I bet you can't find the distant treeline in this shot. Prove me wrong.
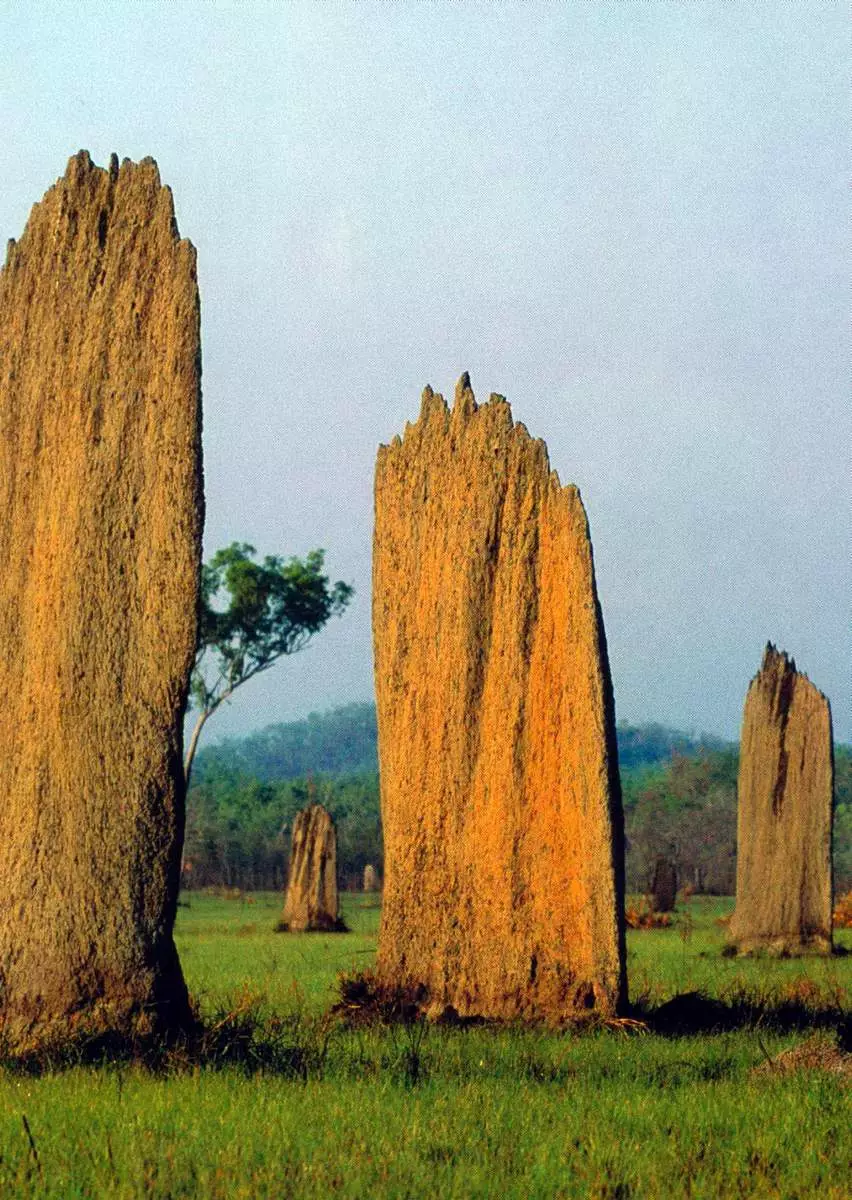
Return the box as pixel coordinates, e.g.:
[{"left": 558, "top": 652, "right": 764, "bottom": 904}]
[{"left": 185, "top": 704, "right": 852, "bottom": 896}]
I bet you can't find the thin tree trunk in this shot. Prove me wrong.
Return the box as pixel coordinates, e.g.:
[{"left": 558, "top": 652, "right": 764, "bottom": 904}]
[
  {"left": 184, "top": 682, "right": 235, "bottom": 790},
  {"left": 184, "top": 707, "right": 212, "bottom": 790},
  {"left": 180, "top": 707, "right": 213, "bottom": 885}
]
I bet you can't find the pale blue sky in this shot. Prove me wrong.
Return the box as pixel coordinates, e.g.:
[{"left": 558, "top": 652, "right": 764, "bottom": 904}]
[{"left": 2, "top": 2, "right": 848, "bottom": 742}]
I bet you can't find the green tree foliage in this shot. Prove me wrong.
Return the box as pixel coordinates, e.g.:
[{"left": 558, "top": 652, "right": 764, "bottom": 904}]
[
  {"left": 624, "top": 746, "right": 852, "bottom": 896},
  {"left": 185, "top": 702, "right": 852, "bottom": 896},
  {"left": 616, "top": 722, "right": 728, "bottom": 768},
  {"left": 624, "top": 751, "right": 739, "bottom": 895},
  {"left": 833, "top": 745, "right": 852, "bottom": 894},
  {"left": 185, "top": 544, "right": 353, "bottom": 784}
]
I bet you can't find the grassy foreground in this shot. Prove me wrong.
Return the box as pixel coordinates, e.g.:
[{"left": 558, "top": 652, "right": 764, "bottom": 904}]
[{"left": 0, "top": 893, "right": 848, "bottom": 1198}]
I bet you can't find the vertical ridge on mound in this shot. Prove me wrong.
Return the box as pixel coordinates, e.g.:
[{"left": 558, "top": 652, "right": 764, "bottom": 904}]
[
  {"left": 730, "top": 644, "right": 834, "bottom": 955},
  {"left": 0, "top": 151, "right": 203, "bottom": 1049},
  {"left": 373, "top": 377, "right": 625, "bottom": 1021}
]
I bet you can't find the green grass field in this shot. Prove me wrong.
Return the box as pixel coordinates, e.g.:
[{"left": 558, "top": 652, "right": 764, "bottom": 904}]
[{"left": 0, "top": 893, "right": 848, "bottom": 1198}]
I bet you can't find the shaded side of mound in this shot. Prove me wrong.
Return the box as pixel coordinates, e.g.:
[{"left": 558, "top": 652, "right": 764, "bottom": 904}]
[
  {"left": 372, "top": 376, "right": 625, "bottom": 1022},
  {"left": 0, "top": 151, "right": 203, "bottom": 1051}
]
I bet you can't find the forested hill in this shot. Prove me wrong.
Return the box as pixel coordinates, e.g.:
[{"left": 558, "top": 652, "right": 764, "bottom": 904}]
[{"left": 193, "top": 701, "right": 730, "bottom": 783}]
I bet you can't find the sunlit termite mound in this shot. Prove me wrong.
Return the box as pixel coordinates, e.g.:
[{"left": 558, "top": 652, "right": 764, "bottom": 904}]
[{"left": 372, "top": 375, "right": 625, "bottom": 1022}]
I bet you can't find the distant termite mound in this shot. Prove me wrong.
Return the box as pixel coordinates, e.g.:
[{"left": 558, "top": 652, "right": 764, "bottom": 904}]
[
  {"left": 363, "top": 864, "right": 380, "bottom": 893},
  {"left": 279, "top": 804, "right": 346, "bottom": 932},
  {"left": 0, "top": 151, "right": 203, "bottom": 1050},
  {"left": 649, "top": 856, "right": 678, "bottom": 914},
  {"left": 372, "top": 376, "right": 625, "bottom": 1022},
  {"left": 729, "top": 644, "right": 834, "bottom": 956}
]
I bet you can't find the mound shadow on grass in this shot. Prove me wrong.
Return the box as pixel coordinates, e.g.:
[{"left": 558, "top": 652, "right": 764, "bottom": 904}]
[
  {"left": 637, "top": 989, "right": 850, "bottom": 1042},
  {"left": 272, "top": 916, "right": 349, "bottom": 934},
  {"left": 0, "top": 996, "right": 336, "bottom": 1080},
  {"left": 1, "top": 971, "right": 847, "bottom": 1077},
  {"left": 334, "top": 970, "right": 850, "bottom": 1043}
]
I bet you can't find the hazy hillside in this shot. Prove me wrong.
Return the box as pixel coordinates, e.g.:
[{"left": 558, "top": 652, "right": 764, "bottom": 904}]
[
  {"left": 193, "top": 702, "right": 731, "bottom": 784},
  {"left": 194, "top": 703, "right": 379, "bottom": 782}
]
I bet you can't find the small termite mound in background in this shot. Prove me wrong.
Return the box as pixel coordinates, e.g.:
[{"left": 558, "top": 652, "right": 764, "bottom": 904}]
[
  {"left": 277, "top": 804, "right": 348, "bottom": 932},
  {"left": 363, "top": 863, "right": 381, "bottom": 892},
  {"left": 649, "top": 856, "right": 678, "bottom": 914}
]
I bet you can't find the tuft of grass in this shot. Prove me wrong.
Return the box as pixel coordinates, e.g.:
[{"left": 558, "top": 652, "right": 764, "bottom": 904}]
[
  {"left": 834, "top": 890, "right": 852, "bottom": 929},
  {"left": 625, "top": 897, "right": 673, "bottom": 930},
  {"left": 333, "top": 968, "right": 427, "bottom": 1027},
  {"left": 751, "top": 1030, "right": 851, "bottom": 1079}
]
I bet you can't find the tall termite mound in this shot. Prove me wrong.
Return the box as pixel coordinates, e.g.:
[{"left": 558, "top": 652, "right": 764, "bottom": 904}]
[
  {"left": 373, "top": 376, "right": 625, "bottom": 1021},
  {"left": 0, "top": 151, "right": 203, "bottom": 1049},
  {"left": 280, "top": 804, "right": 345, "bottom": 932},
  {"left": 730, "top": 645, "right": 834, "bottom": 955}
]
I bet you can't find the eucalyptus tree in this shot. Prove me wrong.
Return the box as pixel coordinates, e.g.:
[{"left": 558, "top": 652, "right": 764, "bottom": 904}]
[{"left": 185, "top": 543, "right": 353, "bottom": 785}]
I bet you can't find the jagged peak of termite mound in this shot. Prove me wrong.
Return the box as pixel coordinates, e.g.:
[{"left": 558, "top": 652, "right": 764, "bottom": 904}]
[
  {"left": 0, "top": 150, "right": 203, "bottom": 1051},
  {"left": 3, "top": 149, "right": 192, "bottom": 274},
  {"left": 373, "top": 375, "right": 625, "bottom": 1023},
  {"left": 383, "top": 373, "right": 569, "bottom": 494},
  {"left": 730, "top": 643, "right": 834, "bottom": 956}
]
